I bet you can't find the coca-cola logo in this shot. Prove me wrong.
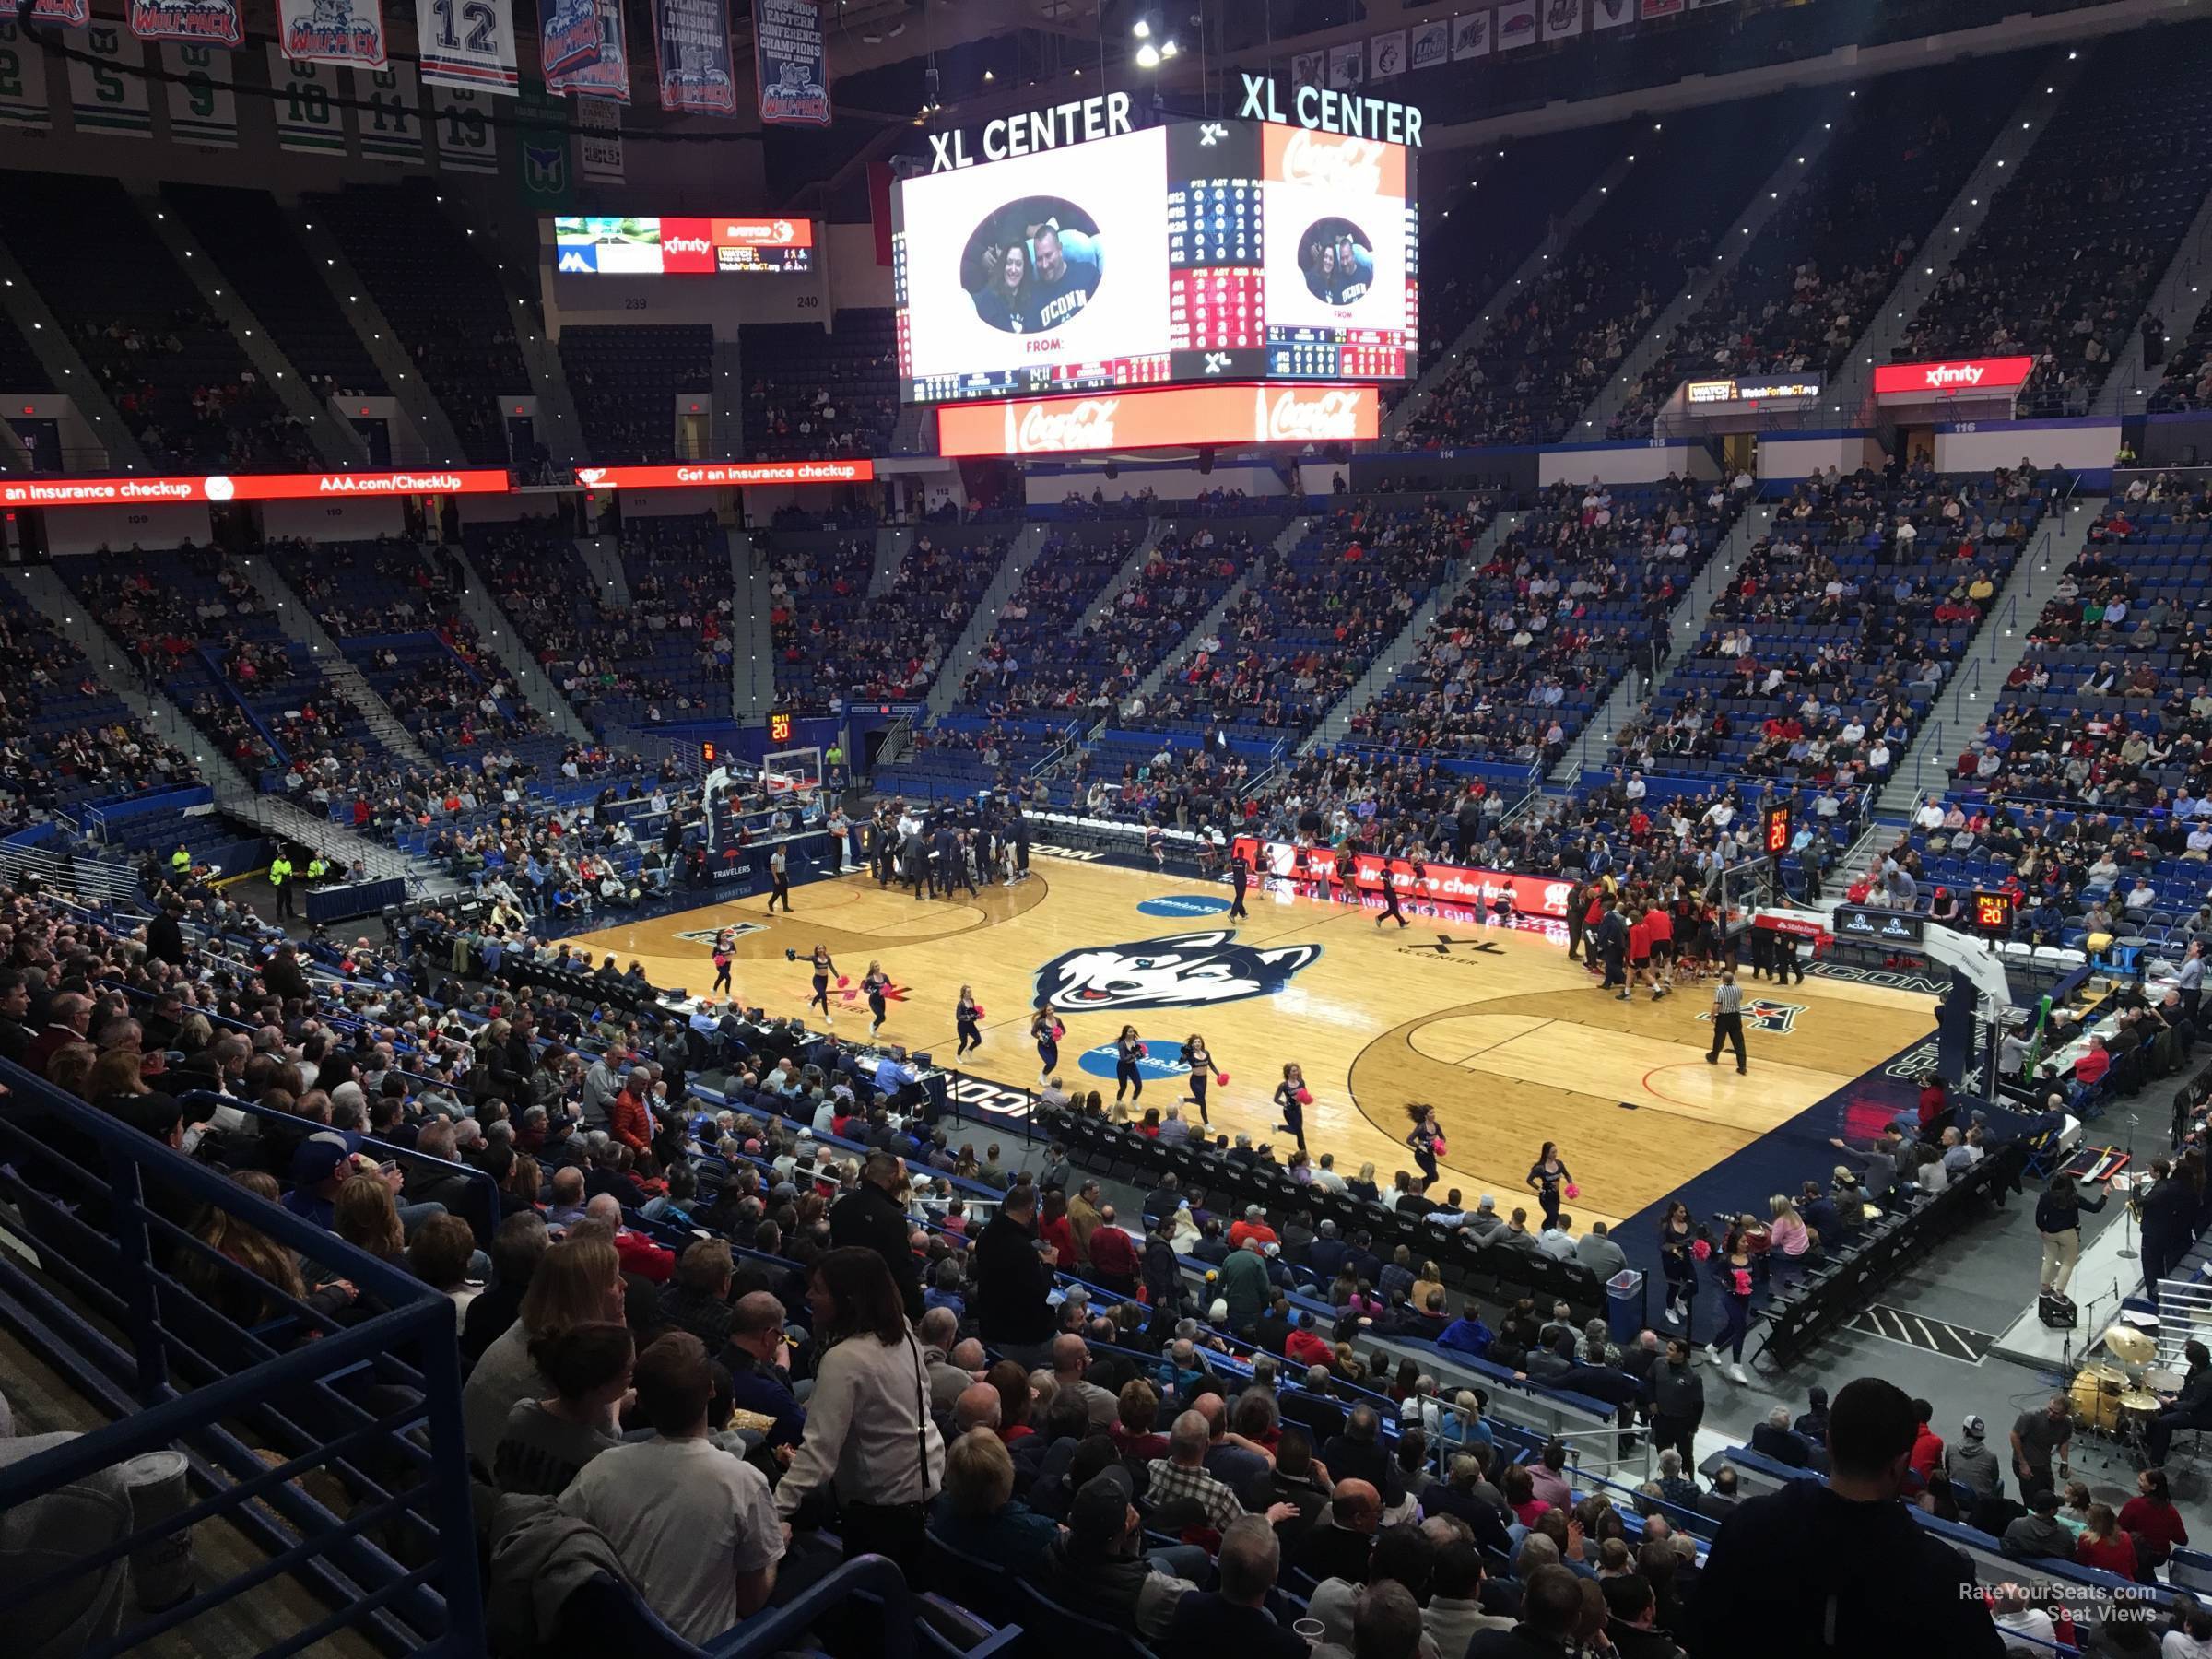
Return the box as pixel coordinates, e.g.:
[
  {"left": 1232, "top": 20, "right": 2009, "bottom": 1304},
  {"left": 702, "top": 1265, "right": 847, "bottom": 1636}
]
[
  {"left": 1014, "top": 397, "right": 1120, "bottom": 454},
  {"left": 1281, "top": 127, "right": 1387, "bottom": 194},
  {"left": 1262, "top": 387, "right": 1366, "bottom": 442}
]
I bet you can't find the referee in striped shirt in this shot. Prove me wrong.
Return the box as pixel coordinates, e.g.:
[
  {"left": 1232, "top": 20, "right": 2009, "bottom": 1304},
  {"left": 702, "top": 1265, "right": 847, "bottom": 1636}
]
[{"left": 1707, "top": 970, "right": 1748, "bottom": 1074}]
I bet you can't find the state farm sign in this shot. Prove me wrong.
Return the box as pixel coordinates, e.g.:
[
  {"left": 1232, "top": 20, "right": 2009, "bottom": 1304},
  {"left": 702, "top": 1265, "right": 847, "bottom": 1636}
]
[
  {"left": 1871, "top": 355, "right": 2035, "bottom": 401},
  {"left": 937, "top": 382, "right": 1380, "bottom": 458}
]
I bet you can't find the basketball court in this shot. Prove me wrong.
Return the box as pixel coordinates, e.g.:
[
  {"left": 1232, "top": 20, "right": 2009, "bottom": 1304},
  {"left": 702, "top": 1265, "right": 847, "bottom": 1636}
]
[{"left": 564, "top": 855, "right": 1937, "bottom": 1230}]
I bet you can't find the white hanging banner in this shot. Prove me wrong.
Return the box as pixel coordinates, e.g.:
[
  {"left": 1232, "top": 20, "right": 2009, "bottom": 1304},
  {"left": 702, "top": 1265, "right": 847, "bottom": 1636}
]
[
  {"left": 0, "top": 20, "right": 54, "bottom": 130},
  {"left": 268, "top": 46, "right": 346, "bottom": 152},
  {"left": 1326, "top": 40, "right": 1363, "bottom": 88},
  {"left": 68, "top": 23, "right": 151, "bottom": 135},
  {"left": 1498, "top": 0, "right": 1540, "bottom": 49},
  {"left": 1453, "top": 12, "right": 1491, "bottom": 58},
  {"left": 1542, "top": 0, "right": 1583, "bottom": 41},
  {"left": 577, "top": 95, "right": 622, "bottom": 181},
  {"left": 430, "top": 80, "right": 498, "bottom": 170},
  {"left": 163, "top": 42, "right": 236, "bottom": 146},
  {"left": 1410, "top": 21, "right": 1451, "bottom": 70},
  {"left": 358, "top": 62, "right": 423, "bottom": 161},
  {"left": 275, "top": 0, "right": 386, "bottom": 68},
  {"left": 1369, "top": 29, "right": 1406, "bottom": 79},
  {"left": 417, "top": 0, "right": 516, "bottom": 92},
  {"left": 1592, "top": 0, "right": 1635, "bottom": 29}
]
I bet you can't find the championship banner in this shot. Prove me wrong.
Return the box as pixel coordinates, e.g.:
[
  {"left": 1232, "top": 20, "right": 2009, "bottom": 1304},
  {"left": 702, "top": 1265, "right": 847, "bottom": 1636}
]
[
  {"left": 69, "top": 23, "right": 150, "bottom": 135},
  {"left": 1409, "top": 20, "right": 1450, "bottom": 70},
  {"left": 755, "top": 0, "right": 826, "bottom": 125},
  {"left": 163, "top": 42, "right": 236, "bottom": 145},
  {"left": 0, "top": 468, "right": 511, "bottom": 507},
  {"left": 1541, "top": 0, "right": 1583, "bottom": 41},
  {"left": 1591, "top": 0, "right": 1634, "bottom": 29},
  {"left": 1369, "top": 29, "right": 1406, "bottom": 79},
  {"left": 418, "top": 0, "right": 515, "bottom": 91},
  {"left": 28, "top": 0, "right": 90, "bottom": 27},
  {"left": 1229, "top": 836, "right": 1579, "bottom": 921},
  {"left": 543, "top": 0, "right": 628, "bottom": 100},
  {"left": 267, "top": 47, "right": 346, "bottom": 153},
  {"left": 1452, "top": 11, "right": 1490, "bottom": 57},
  {"left": 430, "top": 81, "right": 497, "bottom": 170},
  {"left": 276, "top": 0, "right": 385, "bottom": 68},
  {"left": 358, "top": 62, "right": 423, "bottom": 161},
  {"left": 577, "top": 96, "right": 622, "bottom": 180},
  {"left": 1497, "top": 0, "right": 1539, "bottom": 49},
  {"left": 1327, "top": 40, "right": 1363, "bottom": 88},
  {"left": 0, "top": 20, "right": 54, "bottom": 130},
  {"left": 651, "top": 0, "right": 732, "bottom": 114},
  {"left": 1290, "top": 49, "right": 1323, "bottom": 89},
  {"left": 128, "top": 0, "right": 240, "bottom": 46}
]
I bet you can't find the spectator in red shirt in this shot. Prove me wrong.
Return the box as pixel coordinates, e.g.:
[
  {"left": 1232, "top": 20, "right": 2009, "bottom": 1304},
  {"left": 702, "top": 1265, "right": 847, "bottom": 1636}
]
[
  {"left": 1918, "top": 1078, "right": 1951, "bottom": 1135},
  {"left": 2117, "top": 1467, "right": 2189, "bottom": 1570},
  {"left": 585, "top": 1193, "right": 675, "bottom": 1283},
  {"left": 2074, "top": 1503, "right": 2137, "bottom": 1578},
  {"left": 1286, "top": 1312, "right": 1336, "bottom": 1370},
  {"left": 1908, "top": 1399, "right": 1945, "bottom": 1487},
  {"left": 1086, "top": 1208, "right": 1141, "bottom": 1295},
  {"left": 2074, "top": 1038, "right": 2112, "bottom": 1097},
  {"left": 1228, "top": 1206, "right": 1279, "bottom": 1251}
]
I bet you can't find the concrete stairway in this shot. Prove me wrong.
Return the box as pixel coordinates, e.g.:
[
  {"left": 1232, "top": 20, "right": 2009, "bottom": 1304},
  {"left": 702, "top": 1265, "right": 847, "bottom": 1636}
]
[
  {"left": 1573, "top": 113, "right": 1841, "bottom": 438},
  {"left": 1067, "top": 518, "right": 1167, "bottom": 639},
  {"left": 1301, "top": 510, "right": 1527, "bottom": 753},
  {"left": 446, "top": 544, "right": 594, "bottom": 744},
  {"left": 511, "top": 307, "right": 588, "bottom": 465},
  {"left": 290, "top": 207, "right": 468, "bottom": 464},
  {"left": 712, "top": 339, "right": 745, "bottom": 457},
  {"left": 572, "top": 535, "right": 631, "bottom": 606},
  {"left": 1124, "top": 515, "right": 1312, "bottom": 709},
  {"left": 1384, "top": 154, "right": 1634, "bottom": 440},
  {"left": 868, "top": 525, "right": 913, "bottom": 597},
  {"left": 1552, "top": 499, "right": 1774, "bottom": 782},
  {"left": 924, "top": 524, "right": 1045, "bottom": 721},
  {"left": 0, "top": 235, "right": 147, "bottom": 470},
  {"left": 129, "top": 190, "right": 367, "bottom": 468},
  {"left": 728, "top": 528, "right": 776, "bottom": 718},
  {"left": 2095, "top": 177, "right": 2212, "bottom": 417},
  {"left": 1828, "top": 63, "right": 2080, "bottom": 416},
  {"left": 1875, "top": 494, "right": 2101, "bottom": 812},
  {"left": 227, "top": 553, "right": 430, "bottom": 765}
]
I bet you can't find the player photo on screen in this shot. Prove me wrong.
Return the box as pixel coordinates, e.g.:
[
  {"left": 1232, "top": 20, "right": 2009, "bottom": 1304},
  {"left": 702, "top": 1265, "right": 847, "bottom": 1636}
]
[
  {"left": 1300, "top": 218, "right": 1375, "bottom": 305},
  {"left": 961, "top": 199, "right": 1103, "bottom": 335},
  {"left": 896, "top": 124, "right": 1170, "bottom": 383}
]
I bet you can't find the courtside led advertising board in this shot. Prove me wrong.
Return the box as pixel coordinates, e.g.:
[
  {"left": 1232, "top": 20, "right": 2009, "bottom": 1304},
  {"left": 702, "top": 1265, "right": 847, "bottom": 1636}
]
[
  {"left": 892, "top": 112, "right": 1417, "bottom": 403},
  {"left": 552, "top": 216, "right": 816, "bottom": 275}
]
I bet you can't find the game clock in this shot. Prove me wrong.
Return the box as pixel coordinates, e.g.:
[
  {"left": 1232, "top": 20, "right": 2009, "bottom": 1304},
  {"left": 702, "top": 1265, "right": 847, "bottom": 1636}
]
[{"left": 1971, "top": 890, "right": 2015, "bottom": 935}]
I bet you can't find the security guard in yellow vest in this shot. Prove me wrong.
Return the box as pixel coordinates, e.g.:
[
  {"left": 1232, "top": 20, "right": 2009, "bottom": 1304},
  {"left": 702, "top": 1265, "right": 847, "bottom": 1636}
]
[
  {"left": 306, "top": 855, "right": 330, "bottom": 885},
  {"left": 170, "top": 844, "right": 192, "bottom": 879},
  {"left": 269, "top": 852, "right": 296, "bottom": 919}
]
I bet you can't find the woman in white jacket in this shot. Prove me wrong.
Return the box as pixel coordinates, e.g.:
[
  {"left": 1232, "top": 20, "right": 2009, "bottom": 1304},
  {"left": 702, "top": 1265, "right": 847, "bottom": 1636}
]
[{"left": 775, "top": 1245, "right": 945, "bottom": 1571}]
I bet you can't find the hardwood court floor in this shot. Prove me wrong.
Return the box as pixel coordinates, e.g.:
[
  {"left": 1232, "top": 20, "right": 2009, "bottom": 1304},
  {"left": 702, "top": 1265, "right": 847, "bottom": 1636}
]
[{"left": 567, "top": 858, "right": 1936, "bottom": 1229}]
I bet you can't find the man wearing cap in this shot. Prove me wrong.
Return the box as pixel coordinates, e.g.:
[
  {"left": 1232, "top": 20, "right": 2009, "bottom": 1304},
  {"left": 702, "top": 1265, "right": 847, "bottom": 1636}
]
[
  {"left": 1946, "top": 1414, "right": 2002, "bottom": 1504},
  {"left": 1228, "top": 1206, "right": 1277, "bottom": 1250},
  {"left": 1460, "top": 1195, "right": 1505, "bottom": 1242},
  {"left": 1042, "top": 1465, "right": 1205, "bottom": 1639}
]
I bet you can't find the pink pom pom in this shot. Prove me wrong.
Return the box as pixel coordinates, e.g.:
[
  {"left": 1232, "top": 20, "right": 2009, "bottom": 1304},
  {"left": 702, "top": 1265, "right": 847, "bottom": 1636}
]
[
  {"left": 1565, "top": 1182, "right": 1580, "bottom": 1199},
  {"left": 973, "top": 1005, "right": 986, "bottom": 1019},
  {"left": 1216, "top": 1073, "right": 1230, "bottom": 1087},
  {"left": 837, "top": 975, "right": 850, "bottom": 988},
  {"left": 1295, "top": 1088, "right": 1314, "bottom": 1105},
  {"left": 1691, "top": 1239, "right": 1712, "bottom": 1262}
]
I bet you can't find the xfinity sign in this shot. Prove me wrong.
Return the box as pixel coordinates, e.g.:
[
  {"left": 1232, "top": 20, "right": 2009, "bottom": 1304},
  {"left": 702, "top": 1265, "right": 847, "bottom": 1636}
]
[
  {"left": 1238, "top": 74, "right": 1424, "bottom": 147},
  {"left": 1872, "top": 354, "right": 2035, "bottom": 403}
]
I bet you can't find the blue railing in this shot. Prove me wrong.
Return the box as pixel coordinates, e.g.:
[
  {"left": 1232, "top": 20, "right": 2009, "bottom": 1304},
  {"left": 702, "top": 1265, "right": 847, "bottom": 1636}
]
[{"left": 0, "top": 1067, "right": 482, "bottom": 1654}]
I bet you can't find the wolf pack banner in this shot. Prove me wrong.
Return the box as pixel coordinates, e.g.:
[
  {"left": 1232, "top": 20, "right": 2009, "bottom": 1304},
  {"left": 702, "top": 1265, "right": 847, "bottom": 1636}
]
[
  {"left": 1497, "top": 0, "right": 1539, "bottom": 48},
  {"left": 0, "top": 20, "right": 53, "bottom": 130},
  {"left": 358, "top": 62, "right": 422, "bottom": 160},
  {"left": 1452, "top": 10, "right": 1490, "bottom": 57},
  {"left": 1409, "top": 20, "right": 1450, "bottom": 69},
  {"left": 163, "top": 42, "right": 235, "bottom": 145},
  {"left": 1326, "top": 40, "right": 1363, "bottom": 88},
  {"left": 28, "top": 0, "right": 89, "bottom": 26},
  {"left": 417, "top": 0, "right": 515, "bottom": 91},
  {"left": 1591, "top": 0, "right": 1634, "bottom": 29},
  {"left": 576, "top": 95, "right": 622, "bottom": 181},
  {"left": 543, "top": 0, "right": 629, "bottom": 100},
  {"left": 516, "top": 85, "right": 571, "bottom": 207},
  {"left": 276, "top": 0, "right": 385, "bottom": 67},
  {"left": 431, "top": 80, "right": 497, "bottom": 170},
  {"left": 68, "top": 24, "right": 149, "bottom": 134},
  {"left": 267, "top": 48, "right": 345, "bottom": 152},
  {"left": 651, "top": 0, "right": 732, "bottom": 114},
  {"left": 1369, "top": 29, "right": 1406, "bottom": 79},
  {"left": 1541, "top": 0, "right": 1582, "bottom": 40},
  {"left": 755, "top": 0, "right": 826, "bottom": 124},
  {"left": 128, "top": 0, "right": 240, "bottom": 45},
  {"left": 1290, "top": 48, "right": 1323, "bottom": 89},
  {"left": 1640, "top": 0, "right": 1684, "bottom": 17}
]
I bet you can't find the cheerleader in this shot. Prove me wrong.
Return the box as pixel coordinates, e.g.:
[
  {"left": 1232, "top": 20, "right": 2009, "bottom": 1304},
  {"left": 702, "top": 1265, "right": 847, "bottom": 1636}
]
[
  {"left": 862, "top": 959, "right": 891, "bottom": 1035},
  {"left": 711, "top": 930, "right": 735, "bottom": 996},
  {"left": 1658, "top": 1199, "right": 1698, "bottom": 1331},
  {"left": 1274, "top": 1063, "right": 1311, "bottom": 1152},
  {"left": 1031, "top": 1008, "right": 1064, "bottom": 1087},
  {"left": 1527, "top": 1140, "right": 1572, "bottom": 1230},
  {"left": 1112, "top": 1025, "right": 1147, "bottom": 1103},
  {"left": 806, "top": 944, "right": 837, "bottom": 1020},
  {"left": 1179, "top": 1033, "right": 1219, "bottom": 1124},
  {"left": 955, "top": 983, "right": 983, "bottom": 1056},
  {"left": 1406, "top": 1103, "right": 1445, "bottom": 1192}
]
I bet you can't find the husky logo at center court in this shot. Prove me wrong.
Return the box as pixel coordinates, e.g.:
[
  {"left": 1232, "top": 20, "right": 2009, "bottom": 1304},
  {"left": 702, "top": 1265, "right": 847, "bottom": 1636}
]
[{"left": 1035, "top": 929, "right": 1321, "bottom": 1012}]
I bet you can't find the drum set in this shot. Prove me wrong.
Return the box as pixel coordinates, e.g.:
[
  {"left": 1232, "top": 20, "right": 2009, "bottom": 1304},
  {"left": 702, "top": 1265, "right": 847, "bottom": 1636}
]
[{"left": 2068, "top": 1323, "right": 2182, "bottom": 1465}]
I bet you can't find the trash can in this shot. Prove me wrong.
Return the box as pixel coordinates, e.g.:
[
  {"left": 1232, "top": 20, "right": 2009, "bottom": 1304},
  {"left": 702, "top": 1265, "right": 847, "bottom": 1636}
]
[{"left": 1606, "top": 1267, "right": 1645, "bottom": 1347}]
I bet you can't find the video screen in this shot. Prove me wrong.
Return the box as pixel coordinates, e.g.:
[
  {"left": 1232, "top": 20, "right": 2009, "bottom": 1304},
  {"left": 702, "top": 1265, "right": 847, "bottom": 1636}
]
[
  {"left": 551, "top": 216, "right": 816, "bottom": 275},
  {"left": 893, "top": 117, "right": 1415, "bottom": 403},
  {"left": 893, "top": 126, "right": 1171, "bottom": 400}
]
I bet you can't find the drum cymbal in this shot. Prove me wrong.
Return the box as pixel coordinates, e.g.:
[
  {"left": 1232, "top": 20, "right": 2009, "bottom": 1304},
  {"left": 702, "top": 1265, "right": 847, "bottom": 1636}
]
[
  {"left": 2145, "top": 1367, "right": 2187, "bottom": 1393},
  {"left": 2105, "top": 1324, "right": 2159, "bottom": 1366},
  {"left": 2119, "top": 1390, "right": 2162, "bottom": 1410},
  {"left": 2077, "top": 1360, "right": 2130, "bottom": 1384}
]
